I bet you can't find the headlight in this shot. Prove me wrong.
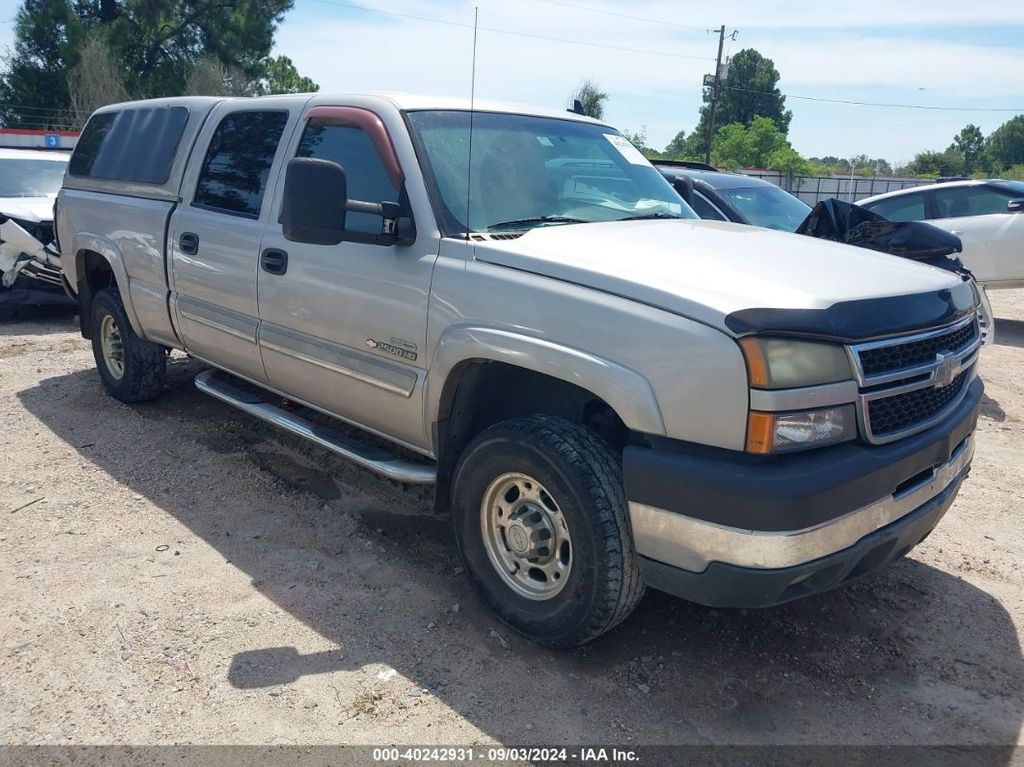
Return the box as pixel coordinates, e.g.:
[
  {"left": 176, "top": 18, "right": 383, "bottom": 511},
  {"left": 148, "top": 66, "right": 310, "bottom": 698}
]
[
  {"left": 738, "top": 337, "right": 852, "bottom": 389},
  {"left": 747, "top": 405, "right": 856, "bottom": 454}
]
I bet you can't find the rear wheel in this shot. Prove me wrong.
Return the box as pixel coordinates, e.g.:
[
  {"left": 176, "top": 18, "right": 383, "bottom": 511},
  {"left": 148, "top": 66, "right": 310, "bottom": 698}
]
[
  {"left": 451, "top": 416, "right": 644, "bottom": 648},
  {"left": 90, "top": 287, "right": 166, "bottom": 402}
]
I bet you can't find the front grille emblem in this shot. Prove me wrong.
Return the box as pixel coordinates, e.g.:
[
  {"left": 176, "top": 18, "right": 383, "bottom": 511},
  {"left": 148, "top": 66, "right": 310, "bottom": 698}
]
[{"left": 933, "top": 351, "right": 958, "bottom": 388}]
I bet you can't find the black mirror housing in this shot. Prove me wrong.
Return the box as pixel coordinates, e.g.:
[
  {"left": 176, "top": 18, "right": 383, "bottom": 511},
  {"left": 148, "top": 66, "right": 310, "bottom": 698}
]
[
  {"left": 281, "top": 157, "right": 415, "bottom": 247},
  {"left": 671, "top": 176, "right": 695, "bottom": 206},
  {"left": 282, "top": 158, "right": 348, "bottom": 245},
  {"left": 1008, "top": 198, "right": 1024, "bottom": 213}
]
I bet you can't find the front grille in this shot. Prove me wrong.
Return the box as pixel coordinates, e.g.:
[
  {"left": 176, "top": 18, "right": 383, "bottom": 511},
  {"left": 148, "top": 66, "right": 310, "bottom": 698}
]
[
  {"left": 859, "top": 319, "right": 978, "bottom": 377},
  {"left": 867, "top": 367, "right": 971, "bottom": 437}
]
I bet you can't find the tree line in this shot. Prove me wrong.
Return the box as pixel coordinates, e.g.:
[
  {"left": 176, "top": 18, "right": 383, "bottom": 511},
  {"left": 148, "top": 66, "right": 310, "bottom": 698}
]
[
  {"left": 572, "top": 49, "right": 1024, "bottom": 181},
  {"left": 0, "top": 0, "right": 319, "bottom": 129}
]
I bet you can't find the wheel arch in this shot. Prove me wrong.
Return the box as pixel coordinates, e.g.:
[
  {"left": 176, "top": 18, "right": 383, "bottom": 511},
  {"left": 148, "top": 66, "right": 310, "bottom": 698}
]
[
  {"left": 427, "top": 326, "right": 666, "bottom": 511},
  {"left": 72, "top": 234, "right": 141, "bottom": 339}
]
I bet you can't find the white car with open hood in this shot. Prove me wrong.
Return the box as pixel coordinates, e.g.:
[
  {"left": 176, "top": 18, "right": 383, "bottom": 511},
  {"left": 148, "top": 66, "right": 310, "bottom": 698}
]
[
  {"left": 0, "top": 148, "right": 72, "bottom": 311},
  {"left": 859, "top": 178, "right": 1024, "bottom": 289},
  {"left": 55, "top": 94, "right": 984, "bottom": 647}
]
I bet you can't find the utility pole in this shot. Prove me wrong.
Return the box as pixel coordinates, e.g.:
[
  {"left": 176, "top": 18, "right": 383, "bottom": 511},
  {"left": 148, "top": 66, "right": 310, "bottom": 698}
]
[{"left": 704, "top": 25, "right": 726, "bottom": 164}]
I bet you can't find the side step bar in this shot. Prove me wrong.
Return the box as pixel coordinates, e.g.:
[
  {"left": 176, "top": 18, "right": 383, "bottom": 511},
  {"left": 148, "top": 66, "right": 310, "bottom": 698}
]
[{"left": 194, "top": 369, "right": 436, "bottom": 485}]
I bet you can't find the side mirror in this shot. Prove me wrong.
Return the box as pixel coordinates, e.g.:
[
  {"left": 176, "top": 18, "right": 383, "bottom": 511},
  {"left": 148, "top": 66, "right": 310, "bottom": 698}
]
[
  {"left": 281, "top": 157, "right": 415, "bottom": 246},
  {"left": 671, "top": 176, "right": 695, "bottom": 207},
  {"left": 282, "top": 158, "right": 347, "bottom": 245},
  {"left": 1008, "top": 198, "right": 1024, "bottom": 213}
]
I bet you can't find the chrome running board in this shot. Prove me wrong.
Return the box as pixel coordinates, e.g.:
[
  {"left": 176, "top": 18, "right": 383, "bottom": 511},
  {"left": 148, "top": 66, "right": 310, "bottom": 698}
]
[{"left": 194, "top": 369, "right": 436, "bottom": 485}]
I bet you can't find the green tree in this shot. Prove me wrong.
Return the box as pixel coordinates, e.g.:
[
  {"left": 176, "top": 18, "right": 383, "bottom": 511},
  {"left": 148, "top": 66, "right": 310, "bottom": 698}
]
[
  {"left": 255, "top": 54, "right": 319, "bottom": 95},
  {"left": 692, "top": 48, "right": 791, "bottom": 159},
  {"left": 0, "top": 0, "right": 311, "bottom": 127},
  {"left": 0, "top": 0, "right": 85, "bottom": 127},
  {"left": 905, "top": 149, "right": 964, "bottom": 177},
  {"left": 662, "top": 129, "right": 690, "bottom": 159},
  {"left": 986, "top": 115, "right": 1024, "bottom": 171},
  {"left": 808, "top": 156, "right": 891, "bottom": 177},
  {"left": 766, "top": 146, "right": 811, "bottom": 176},
  {"left": 570, "top": 79, "right": 608, "bottom": 120},
  {"left": 663, "top": 130, "right": 706, "bottom": 161},
  {"left": 711, "top": 116, "right": 791, "bottom": 169},
  {"left": 950, "top": 124, "right": 985, "bottom": 174}
]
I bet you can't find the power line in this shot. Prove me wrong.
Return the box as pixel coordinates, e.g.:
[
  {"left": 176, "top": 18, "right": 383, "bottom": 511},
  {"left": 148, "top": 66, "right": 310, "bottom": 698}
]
[
  {"left": 724, "top": 85, "right": 1024, "bottom": 112},
  {"left": 534, "top": 0, "right": 711, "bottom": 32},
  {"left": 306, "top": 0, "right": 714, "bottom": 61},
  {"left": 0, "top": 102, "right": 90, "bottom": 116}
]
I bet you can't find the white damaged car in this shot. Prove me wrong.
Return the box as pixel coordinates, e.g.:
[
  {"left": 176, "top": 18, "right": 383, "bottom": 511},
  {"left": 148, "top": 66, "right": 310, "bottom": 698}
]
[{"left": 0, "top": 148, "right": 73, "bottom": 314}]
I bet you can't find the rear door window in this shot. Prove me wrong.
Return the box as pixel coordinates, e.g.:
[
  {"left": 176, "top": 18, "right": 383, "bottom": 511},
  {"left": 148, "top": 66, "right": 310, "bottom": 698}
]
[
  {"left": 932, "top": 186, "right": 1013, "bottom": 218},
  {"left": 193, "top": 111, "right": 289, "bottom": 218},
  {"left": 69, "top": 107, "right": 188, "bottom": 184},
  {"left": 864, "top": 192, "right": 927, "bottom": 222}
]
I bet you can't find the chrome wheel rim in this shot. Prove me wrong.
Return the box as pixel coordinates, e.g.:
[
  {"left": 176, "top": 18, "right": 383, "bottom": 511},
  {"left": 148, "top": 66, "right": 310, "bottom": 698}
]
[
  {"left": 99, "top": 314, "right": 125, "bottom": 380},
  {"left": 480, "top": 472, "right": 572, "bottom": 600}
]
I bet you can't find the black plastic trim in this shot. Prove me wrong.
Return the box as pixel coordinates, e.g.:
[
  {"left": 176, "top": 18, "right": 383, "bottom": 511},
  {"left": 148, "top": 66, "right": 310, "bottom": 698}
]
[
  {"left": 624, "top": 378, "right": 981, "bottom": 533},
  {"left": 724, "top": 280, "right": 977, "bottom": 342}
]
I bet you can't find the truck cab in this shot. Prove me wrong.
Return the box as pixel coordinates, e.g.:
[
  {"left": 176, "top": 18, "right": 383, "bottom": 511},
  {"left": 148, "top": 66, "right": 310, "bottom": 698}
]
[{"left": 57, "top": 94, "right": 983, "bottom": 647}]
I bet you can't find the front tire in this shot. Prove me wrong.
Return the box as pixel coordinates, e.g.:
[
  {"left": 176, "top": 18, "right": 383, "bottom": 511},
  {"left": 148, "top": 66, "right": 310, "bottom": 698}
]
[
  {"left": 451, "top": 416, "right": 644, "bottom": 648},
  {"left": 90, "top": 287, "right": 166, "bottom": 402}
]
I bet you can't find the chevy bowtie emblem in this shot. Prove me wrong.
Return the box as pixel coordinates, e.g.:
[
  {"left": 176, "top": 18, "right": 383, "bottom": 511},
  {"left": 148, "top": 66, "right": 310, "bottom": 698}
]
[{"left": 933, "top": 351, "right": 958, "bottom": 388}]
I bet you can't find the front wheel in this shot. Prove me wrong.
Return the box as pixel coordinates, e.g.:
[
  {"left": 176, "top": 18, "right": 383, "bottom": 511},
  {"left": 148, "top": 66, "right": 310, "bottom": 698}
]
[
  {"left": 90, "top": 287, "right": 166, "bottom": 402},
  {"left": 451, "top": 416, "right": 644, "bottom": 648}
]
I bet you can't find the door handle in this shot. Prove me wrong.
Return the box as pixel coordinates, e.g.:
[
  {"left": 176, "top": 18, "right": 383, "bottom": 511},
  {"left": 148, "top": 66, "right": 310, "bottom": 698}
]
[
  {"left": 179, "top": 231, "right": 199, "bottom": 255},
  {"left": 260, "top": 248, "right": 288, "bottom": 276}
]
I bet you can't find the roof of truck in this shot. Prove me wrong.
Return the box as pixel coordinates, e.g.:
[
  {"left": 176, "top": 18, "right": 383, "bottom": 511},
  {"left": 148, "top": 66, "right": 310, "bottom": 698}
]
[
  {"left": 372, "top": 92, "right": 607, "bottom": 123},
  {"left": 96, "top": 92, "right": 607, "bottom": 126}
]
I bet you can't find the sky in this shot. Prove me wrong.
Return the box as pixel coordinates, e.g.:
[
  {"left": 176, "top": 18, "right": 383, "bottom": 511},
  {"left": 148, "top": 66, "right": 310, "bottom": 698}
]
[{"left": 1, "top": 0, "right": 1023, "bottom": 164}]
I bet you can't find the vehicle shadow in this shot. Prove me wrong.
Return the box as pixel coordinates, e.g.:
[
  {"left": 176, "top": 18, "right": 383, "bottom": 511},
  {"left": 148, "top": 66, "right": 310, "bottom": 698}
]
[
  {"left": 0, "top": 304, "right": 77, "bottom": 336},
  {"left": 994, "top": 318, "right": 1024, "bottom": 349},
  {"left": 17, "top": 361, "right": 1024, "bottom": 749}
]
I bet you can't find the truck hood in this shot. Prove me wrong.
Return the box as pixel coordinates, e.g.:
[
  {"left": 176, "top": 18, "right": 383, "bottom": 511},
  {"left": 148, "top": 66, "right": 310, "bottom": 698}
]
[
  {"left": 0, "top": 195, "right": 56, "bottom": 223},
  {"left": 473, "top": 219, "right": 965, "bottom": 334}
]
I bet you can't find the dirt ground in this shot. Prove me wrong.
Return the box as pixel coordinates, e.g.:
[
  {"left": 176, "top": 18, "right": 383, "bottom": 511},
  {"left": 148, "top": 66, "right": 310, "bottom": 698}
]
[{"left": 1, "top": 292, "right": 1022, "bottom": 749}]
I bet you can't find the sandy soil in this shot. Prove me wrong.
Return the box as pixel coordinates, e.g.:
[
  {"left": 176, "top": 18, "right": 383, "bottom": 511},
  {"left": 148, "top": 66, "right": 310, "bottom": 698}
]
[{"left": 1, "top": 293, "right": 1022, "bottom": 748}]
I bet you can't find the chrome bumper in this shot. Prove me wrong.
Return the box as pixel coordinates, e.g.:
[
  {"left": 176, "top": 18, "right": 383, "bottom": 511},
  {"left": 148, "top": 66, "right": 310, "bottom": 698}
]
[{"left": 629, "top": 435, "right": 973, "bottom": 573}]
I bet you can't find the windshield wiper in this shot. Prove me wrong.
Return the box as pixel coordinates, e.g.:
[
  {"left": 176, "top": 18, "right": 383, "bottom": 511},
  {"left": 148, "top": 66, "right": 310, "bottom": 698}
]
[
  {"left": 615, "top": 212, "right": 683, "bottom": 221},
  {"left": 487, "top": 215, "right": 589, "bottom": 231}
]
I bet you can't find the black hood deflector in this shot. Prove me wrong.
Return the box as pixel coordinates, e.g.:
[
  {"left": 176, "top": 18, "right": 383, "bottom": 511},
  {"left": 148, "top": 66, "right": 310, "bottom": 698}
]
[{"left": 725, "top": 280, "right": 977, "bottom": 342}]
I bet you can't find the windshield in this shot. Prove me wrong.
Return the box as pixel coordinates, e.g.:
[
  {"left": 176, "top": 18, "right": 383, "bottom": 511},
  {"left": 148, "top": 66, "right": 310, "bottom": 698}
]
[
  {"left": 998, "top": 180, "right": 1024, "bottom": 196},
  {"left": 0, "top": 157, "right": 68, "bottom": 197},
  {"left": 406, "top": 110, "right": 695, "bottom": 234},
  {"left": 717, "top": 184, "right": 810, "bottom": 232}
]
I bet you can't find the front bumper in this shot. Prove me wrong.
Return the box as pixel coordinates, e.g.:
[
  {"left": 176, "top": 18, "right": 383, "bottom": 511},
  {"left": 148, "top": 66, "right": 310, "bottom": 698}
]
[{"left": 624, "top": 377, "right": 982, "bottom": 608}]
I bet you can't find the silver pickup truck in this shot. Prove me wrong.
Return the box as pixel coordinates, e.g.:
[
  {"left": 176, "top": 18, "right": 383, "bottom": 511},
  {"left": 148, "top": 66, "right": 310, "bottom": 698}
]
[{"left": 56, "top": 94, "right": 984, "bottom": 647}]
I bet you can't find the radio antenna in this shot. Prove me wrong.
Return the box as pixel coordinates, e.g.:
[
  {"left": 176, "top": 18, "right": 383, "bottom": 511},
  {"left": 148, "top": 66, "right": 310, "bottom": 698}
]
[{"left": 464, "top": 6, "right": 479, "bottom": 240}]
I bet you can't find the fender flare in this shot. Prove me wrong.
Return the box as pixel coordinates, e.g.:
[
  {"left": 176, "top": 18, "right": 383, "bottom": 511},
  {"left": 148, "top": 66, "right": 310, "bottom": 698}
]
[
  {"left": 72, "top": 233, "right": 143, "bottom": 336},
  {"left": 425, "top": 325, "right": 666, "bottom": 438}
]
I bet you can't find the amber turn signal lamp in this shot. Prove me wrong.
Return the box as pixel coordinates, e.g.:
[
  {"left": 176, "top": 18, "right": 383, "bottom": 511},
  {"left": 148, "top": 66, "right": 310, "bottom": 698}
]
[
  {"left": 738, "top": 337, "right": 770, "bottom": 388},
  {"left": 746, "top": 411, "right": 776, "bottom": 454}
]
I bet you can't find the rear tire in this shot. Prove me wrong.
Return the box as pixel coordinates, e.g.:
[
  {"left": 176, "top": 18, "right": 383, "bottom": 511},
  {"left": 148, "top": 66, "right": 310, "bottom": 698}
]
[
  {"left": 451, "top": 415, "right": 644, "bottom": 648},
  {"left": 90, "top": 287, "right": 166, "bottom": 402}
]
